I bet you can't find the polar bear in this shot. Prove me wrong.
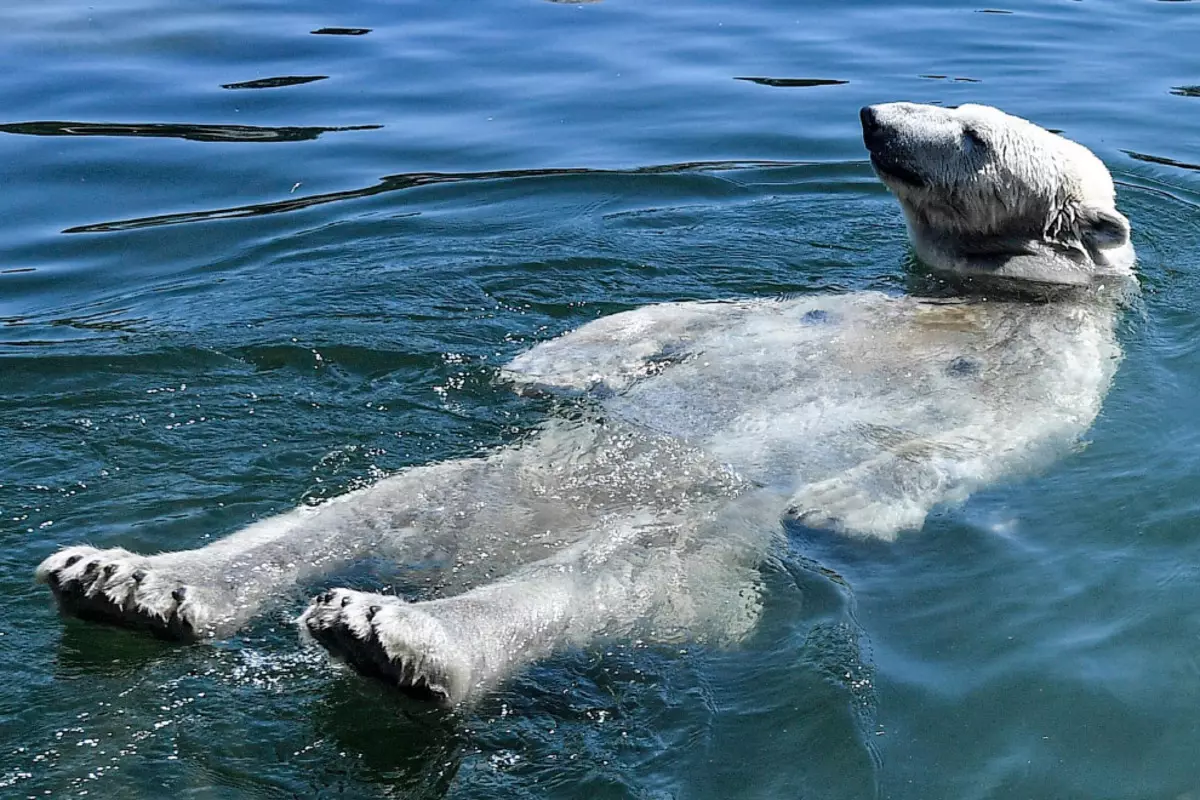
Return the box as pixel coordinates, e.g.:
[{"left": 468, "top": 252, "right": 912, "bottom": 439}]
[{"left": 36, "top": 103, "right": 1136, "bottom": 705}]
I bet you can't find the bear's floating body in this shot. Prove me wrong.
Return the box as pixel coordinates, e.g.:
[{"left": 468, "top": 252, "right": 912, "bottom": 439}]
[
  {"left": 505, "top": 289, "right": 1124, "bottom": 536},
  {"left": 37, "top": 103, "right": 1136, "bottom": 705}
]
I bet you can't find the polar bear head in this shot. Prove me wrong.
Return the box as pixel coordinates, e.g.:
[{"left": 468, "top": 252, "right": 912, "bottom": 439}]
[{"left": 861, "top": 102, "right": 1134, "bottom": 288}]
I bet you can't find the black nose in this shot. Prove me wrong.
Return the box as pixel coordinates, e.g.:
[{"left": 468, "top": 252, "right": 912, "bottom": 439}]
[
  {"left": 860, "top": 106, "right": 883, "bottom": 135},
  {"left": 860, "top": 105, "right": 879, "bottom": 130},
  {"left": 860, "top": 106, "right": 886, "bottom": 149}
]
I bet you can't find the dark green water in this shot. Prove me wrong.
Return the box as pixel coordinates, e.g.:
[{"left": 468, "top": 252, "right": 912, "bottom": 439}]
[{"left": 4, "top": 1, "right": 1200, "bottom": 797}]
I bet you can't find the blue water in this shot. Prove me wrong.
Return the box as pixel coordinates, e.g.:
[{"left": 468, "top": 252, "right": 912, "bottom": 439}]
[{"left": 4, "top": 0, "right": 1200, "bottom": 797}]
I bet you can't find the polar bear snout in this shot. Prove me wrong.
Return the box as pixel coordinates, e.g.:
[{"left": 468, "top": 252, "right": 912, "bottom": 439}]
[
  {"left": 859, "top": 105, "right": 884, "bottom": 145},
  {"left": 859, "top": 105, "right": 893, "bottom": 156},
  {"left": 861, "top": 104, "right": 928, "bottom": 188}
]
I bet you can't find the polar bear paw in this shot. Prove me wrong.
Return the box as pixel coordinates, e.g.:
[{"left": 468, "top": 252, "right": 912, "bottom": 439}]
[
  {"left": 786, "top": 477, "right": 929, "bottom": 540},
  {"left": 300, "top": 589, "right": 473, "bottom": 707},
  {"left": 35, "top": 546, "right": 223, "bottom": 640}
]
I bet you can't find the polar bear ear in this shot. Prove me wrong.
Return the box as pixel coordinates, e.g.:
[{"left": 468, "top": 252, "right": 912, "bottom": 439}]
[{"left": 1079, "top": 206, "right": 1130, "bottom": 252}]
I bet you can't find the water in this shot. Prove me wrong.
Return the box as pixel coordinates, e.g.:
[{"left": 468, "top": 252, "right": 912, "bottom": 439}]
[{"left": 3, "top": 0, "right": 1200, "bottom": 796}]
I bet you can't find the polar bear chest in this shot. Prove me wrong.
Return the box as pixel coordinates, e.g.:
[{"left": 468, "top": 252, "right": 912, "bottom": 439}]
[{"left": 597, "top": 292, "right": 1119, "bottom": 489}]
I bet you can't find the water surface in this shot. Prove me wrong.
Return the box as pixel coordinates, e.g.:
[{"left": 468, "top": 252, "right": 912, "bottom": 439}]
[{"left": 4, "top": 0, "right": 1200, "bottom": 797}]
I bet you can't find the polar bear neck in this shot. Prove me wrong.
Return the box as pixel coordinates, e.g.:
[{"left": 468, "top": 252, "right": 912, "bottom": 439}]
[{"left": 900, "top": 204, "right": 1136, "bottom": 300}]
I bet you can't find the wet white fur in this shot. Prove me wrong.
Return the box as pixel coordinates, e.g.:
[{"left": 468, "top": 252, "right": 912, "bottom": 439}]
[{"left": 37, "top": 104, "right": 1135, "bottom": 705}]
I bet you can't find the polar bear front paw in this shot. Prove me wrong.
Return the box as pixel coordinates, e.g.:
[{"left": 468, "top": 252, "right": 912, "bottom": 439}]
[
  {"left": 300, "top": 588, "right": 473, "bottom": 707},
  {"left": 35, "top": 546, "right": 223, "bottom": 640},
  {"left": 786, "top": 476, "right": 930, "bottom": 540}
]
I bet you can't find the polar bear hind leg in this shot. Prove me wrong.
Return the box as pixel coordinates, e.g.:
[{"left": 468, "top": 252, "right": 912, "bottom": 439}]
[{"left": 303, "top": 499, "right": 775, "bottom": 705}]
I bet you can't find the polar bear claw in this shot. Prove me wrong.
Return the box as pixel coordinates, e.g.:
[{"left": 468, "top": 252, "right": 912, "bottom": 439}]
[
  {"left": 301, "top": 589, "right": 473, "bottom": 706},
  {"left": 36, "top": 545, "right": 222, "bottom": 639}
]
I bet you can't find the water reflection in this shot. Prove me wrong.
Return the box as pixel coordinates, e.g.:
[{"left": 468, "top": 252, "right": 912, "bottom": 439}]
[
  {"left": 0, "top": 121, "right": 380, "bottom": 144},
  {"left": 62, "top": 159, "right": 803, "bottom": 234},
  {"left": 314, "top": 680, "right": 464, "bottom": 797}
]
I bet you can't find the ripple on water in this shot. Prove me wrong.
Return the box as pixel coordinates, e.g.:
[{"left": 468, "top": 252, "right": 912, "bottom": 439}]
[{"left": 4, "top": 0, "right": 1200, "bottom": 797}]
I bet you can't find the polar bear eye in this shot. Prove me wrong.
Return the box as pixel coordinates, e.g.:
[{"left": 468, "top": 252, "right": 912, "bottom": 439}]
[{"left": 963, "top": 127, "right": 988, "bottom": 153}]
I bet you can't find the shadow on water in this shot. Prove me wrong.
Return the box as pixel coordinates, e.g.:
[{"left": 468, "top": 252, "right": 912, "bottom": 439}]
[
  {"left": 313, "top": 680, "right": 465, "bottom": 798},
  {"left": 221, "top": 76, "right": 329, "bottom": 90},
  {"left": 0, "top": 120, "right": 381, "bottom": 144},
  {"left": 918, "top": 74, "right": 982, "bottom": 83},
  {"left": 53, "top": 617, "right": 184, "bottom": 676},
  {"left": 1125, "top": 149, "right": 1200, "bottom": 172},
  {"left": 60, "top": 159, "right": 808, "bottom": 234},
  {"left": 734, "top": 76, "right": 849, "bottom": 88},
  {"left": 311, "top": 27, "right": 371, "bottom": 35}
]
